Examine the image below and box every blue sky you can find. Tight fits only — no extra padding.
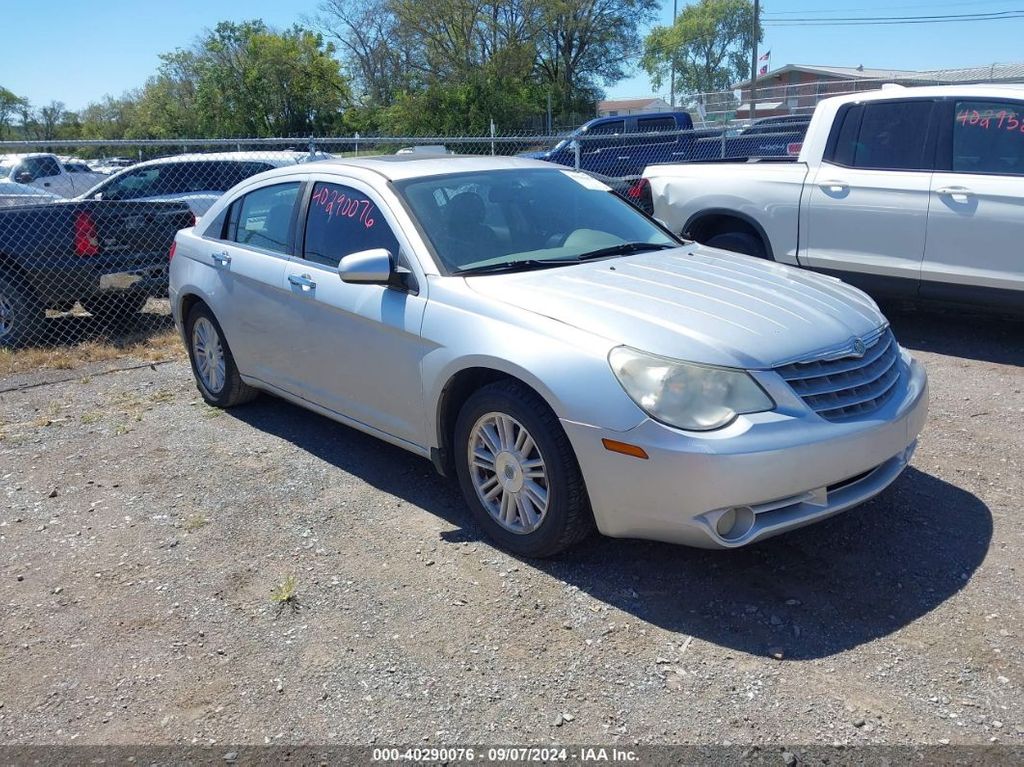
[2,0,1023,110]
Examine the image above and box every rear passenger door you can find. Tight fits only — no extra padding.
[202,179,302,387]
[278,179,428,447]
[922,99,1024,301]
[800,99,939,296]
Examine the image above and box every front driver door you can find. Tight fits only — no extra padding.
[279,179,428,448]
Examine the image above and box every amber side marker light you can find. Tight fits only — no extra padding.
[601,439,649,460]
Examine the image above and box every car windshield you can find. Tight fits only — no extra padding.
[395,168,677,274]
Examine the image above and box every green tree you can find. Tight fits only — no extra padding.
[129,21,351,138]
[535,0,659,117]
[0,86,28,139]
[641,0,761,98]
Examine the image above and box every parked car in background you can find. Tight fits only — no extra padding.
[0,153,107,198]
[521,112,701,177]
[645,84,1024,313]
[690,115,811,160]
[89,157,135,174]
[79,151,329,217]
[169,156,926,557]
[0,199,195,346]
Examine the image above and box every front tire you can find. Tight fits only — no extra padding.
[454,380,593,557]
[0,274,44,348]
[184,303,258,408]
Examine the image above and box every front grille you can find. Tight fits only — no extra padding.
[776,328,901,422]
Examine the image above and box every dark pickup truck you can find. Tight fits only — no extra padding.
[520,112,709,177]
[690,115,811,161]
[0,199,194,346]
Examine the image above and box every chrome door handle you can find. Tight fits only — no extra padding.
[936,186,973,202]
[819,180,848,192]
[288,273,316,291]
[211,251,231,267]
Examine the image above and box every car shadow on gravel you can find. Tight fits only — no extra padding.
[232,398,991,661]
[884,304,1023,367]
[543,466,992,660]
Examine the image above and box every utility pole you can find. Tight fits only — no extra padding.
[748,0,760,121]
[669,0,678,107]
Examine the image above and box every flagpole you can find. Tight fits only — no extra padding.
[748,0,760,121]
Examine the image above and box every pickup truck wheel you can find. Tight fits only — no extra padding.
[0,275,44,348]
[82,292,149,325]
[454,380,594,558]
[185,303,258,408]
[705,231,768,259]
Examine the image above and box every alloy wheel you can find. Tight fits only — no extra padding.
[467,412,550,534]
[192,316,226,394]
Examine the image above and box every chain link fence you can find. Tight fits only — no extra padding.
[0,122,810,361]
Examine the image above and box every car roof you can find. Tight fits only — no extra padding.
[825,83,1024,106]
[122,151,315,168]
[286,155,559,182]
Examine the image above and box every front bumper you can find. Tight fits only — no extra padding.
[562,355,928,549]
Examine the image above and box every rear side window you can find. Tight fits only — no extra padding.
[302,182,400,267]
[230,182,300,255]
[638,116,676,132]
[952,100,1024,176]
[839,101,933,171]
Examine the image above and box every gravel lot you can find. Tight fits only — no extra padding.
[0,307,1021,747]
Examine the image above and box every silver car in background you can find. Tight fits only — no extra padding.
[169,156,928,557]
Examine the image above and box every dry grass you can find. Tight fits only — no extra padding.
[0,329,185,377]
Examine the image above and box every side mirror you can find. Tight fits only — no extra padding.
[15,171,33,184]
[338,248,404,287]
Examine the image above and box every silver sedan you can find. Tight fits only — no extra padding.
[169,156,927,557]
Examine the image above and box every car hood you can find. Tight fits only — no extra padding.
[464,246,887,369]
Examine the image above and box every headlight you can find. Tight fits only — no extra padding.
[609,346,774,431]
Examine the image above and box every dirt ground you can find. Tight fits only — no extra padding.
[0,307,1021,747]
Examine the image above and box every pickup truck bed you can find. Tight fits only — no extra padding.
[0,199,195,346]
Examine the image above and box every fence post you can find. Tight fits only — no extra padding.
[490,119,496,156]
[354,132,360,157]
[572,140,581,170]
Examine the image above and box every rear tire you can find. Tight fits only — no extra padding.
[184,302,258,408]
[0,274,44,348]
[704,231,768,259]
[82,292,149,325]
[454,380,594,558]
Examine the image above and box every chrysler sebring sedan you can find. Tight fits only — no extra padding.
[169,156,928,557]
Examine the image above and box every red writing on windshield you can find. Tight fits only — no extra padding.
[311,186,376,228]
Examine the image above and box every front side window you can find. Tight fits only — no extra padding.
[587,120,624,136]
[231,182,300,255]
[848,101,933,171]
[396,168,676,274]
[952,100,1024,175]
[302,182,400,267]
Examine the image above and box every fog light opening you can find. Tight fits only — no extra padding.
[716,506,755,541]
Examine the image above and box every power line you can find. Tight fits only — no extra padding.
[764,10,1024,26]
[764,0,1018,15]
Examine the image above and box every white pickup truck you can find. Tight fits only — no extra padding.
[645,84,1024,312]
[0,152,107,199]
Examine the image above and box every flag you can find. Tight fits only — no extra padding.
[758,51,771,62]
[757,50,771,77]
